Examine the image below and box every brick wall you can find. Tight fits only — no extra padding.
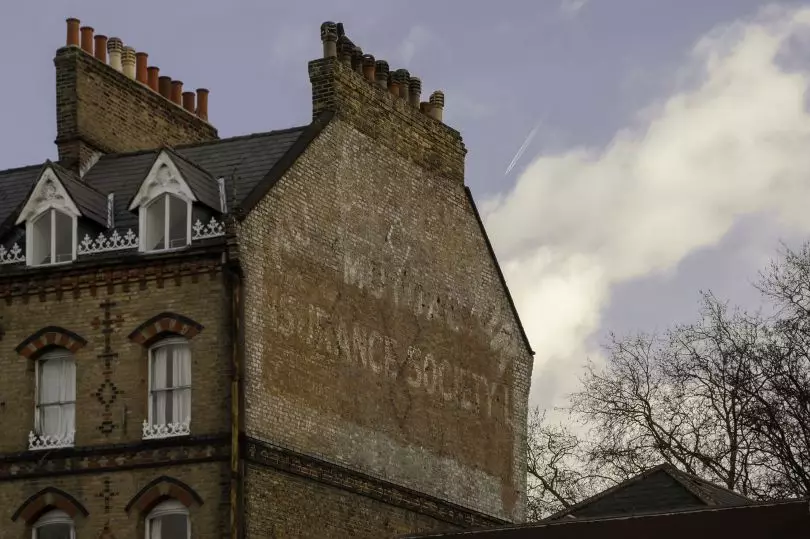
[0,257,229,452]
[245,464,457,538]
[238,113,532,525]
[0,461,228,539]
[54,46,218,172]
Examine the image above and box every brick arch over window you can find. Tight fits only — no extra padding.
[125,476,204,515]
[11,487,89,524]
[127,312,204,347]
[14,326,87,359]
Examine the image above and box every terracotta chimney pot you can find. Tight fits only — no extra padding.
[394,69,410,102]
[196,88,209,121]
[66,18,80,47]
[171,80,183,105]
[320,21,338,58]
[80,26,94,54]
[182,91,196,112]
[351,46,364,74]
[147,66,160,92]
[375,60,389,89]
[94,35,108,63]
[107,37,123,71]
[135,52,148,84]
[158,76,172,98]
[121,46,136,79]
[362,54,376,82]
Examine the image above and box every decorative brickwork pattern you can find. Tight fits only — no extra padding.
[11,487,89,523]
[127,312,204,346]
[15,326,87,359]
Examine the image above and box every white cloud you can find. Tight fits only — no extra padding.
[484,5,810,409]
[559,0,589,19]
[397,25,434,67]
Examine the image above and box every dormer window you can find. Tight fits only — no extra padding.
[30,209,75,265]
[144,193,190,251]
[130,152,198,253]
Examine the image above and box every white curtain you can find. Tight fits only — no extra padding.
[152,347,169,425]
[38,356,75,439]
[172,344,192,424]
[149,517,162,539]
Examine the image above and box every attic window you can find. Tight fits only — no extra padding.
[30,209,75,265]
[143,193,190,251]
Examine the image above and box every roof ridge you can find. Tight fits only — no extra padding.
[661,464,751,503]
[163,147,215,179]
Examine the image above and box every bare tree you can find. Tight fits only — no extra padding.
[527,243,810,512]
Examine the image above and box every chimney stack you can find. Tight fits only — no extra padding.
[66,18,80,47]
[94,35,108,63]
[121,46,136,79]
[107,37,123,71]
[80,26,94,54]
[196,89,209,121]
[147,66,160,92]
[135,52,148,84]
[321,22,338,58]
[429,91,444,122]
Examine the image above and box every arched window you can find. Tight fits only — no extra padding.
[30,209,75,265]
[146,499,189,539]
[31,349,76,450]
[143,193,190,252]
[32,509,74,539]
[144,337,191,439]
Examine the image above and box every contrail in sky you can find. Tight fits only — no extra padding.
[504,122,541,177]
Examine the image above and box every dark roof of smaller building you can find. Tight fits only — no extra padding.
[401,499,810,539]
[543,463,752,522]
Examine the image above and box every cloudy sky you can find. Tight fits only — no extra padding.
[2,0,810,410]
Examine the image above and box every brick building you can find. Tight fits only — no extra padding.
[0,17,533,539]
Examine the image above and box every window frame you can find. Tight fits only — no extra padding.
[145,499,190,539]
[33,349,76,447]
[139,193,192,253]
[26,208,77,267]
[147,337,192,429]
[32,509,75,539]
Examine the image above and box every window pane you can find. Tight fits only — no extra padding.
[168,195,187,248]
[36,523,72,539]
[53,210,73,263]
[146,195,166,250]
[37,356,76,438]
[31,211,52,265]
[155,513,188,538]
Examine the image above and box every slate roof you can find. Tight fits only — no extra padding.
[544,463,752,522]
[0,125,308,234]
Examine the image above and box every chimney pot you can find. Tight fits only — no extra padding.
[94,35,108,63]
[147,66,160,92]
[351,46,364,73]
[388,73,400,97]
[362,54,376,82]
[338,36,353,65]
[66,18,80,47]
[121,46,136,79]
[80,26,94,54]
[182,91,196,112]
[429,90,445,122]
[196,88,209,121]
[135,52,149,84]
[408,77,422,108]
[107,37,123,71]
[394,69,410,101]
[158,76,172,98]
[320,21,338,58]
[336,22,345,38]
[375,60,389,89]
[171,80,183,105]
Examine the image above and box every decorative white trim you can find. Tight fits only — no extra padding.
[192,217,225,240]
[0,243,25,264]
[142,419,190,440]
[16,167,81,225]
[78,229,139,255]
[217,177,227,213]
[29,430,75,451]
[129,151,197,211]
